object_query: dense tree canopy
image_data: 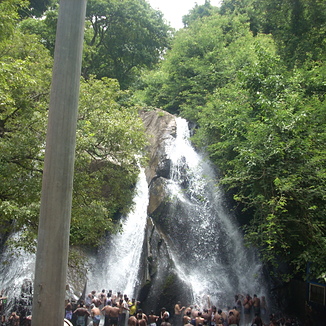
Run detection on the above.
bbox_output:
[1,0,325,283]
[182,0,218,27]
[220,0,326,68]
[0,1,148,250]
[20,0,172,89]
[83,0,172,89]
[135,0,326,281]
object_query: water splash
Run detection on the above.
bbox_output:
[163,117,266,308]
[0,117,268,315]
[0,232,34,315]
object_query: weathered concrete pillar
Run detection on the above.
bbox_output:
[31,1,87,326]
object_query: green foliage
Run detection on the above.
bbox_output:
[0,0,28,43]
[2,0,326,283]
[0,16,148,250]
[19,5,58,55]
[182,0,219,27]
[135,0,326,280]
[71,77,148,246]
[19,0,172,89]
[259,0,326,67]
[0,32,53,242]
[134,13,254,115]
[220,0,326,67]
[193,38,326,280]
[83,0,172,89]
[25,0,56,17]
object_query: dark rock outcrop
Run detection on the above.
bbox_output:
[64,109,191,312]
[140,109,176,185]
[138,110,193,313]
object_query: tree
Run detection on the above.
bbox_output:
[136,1,326,280]
[134,13,254,116]
[0,20,148,250]
[20,0,56,17]
[182,0,219,27]
[19,5,59,55]
[219,0,326,67]
[0,0,28,43]
[192,37,326,280]
[19,0,172,89]
[70,76,148,246]
[0,31,53,250]
[82,0,172,89]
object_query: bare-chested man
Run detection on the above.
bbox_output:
[213,310,222,326]
[93,295,102,308]
[229,307,240,326]
[252,294,261,316]
[91,304,102,326]
[243,294,252,325]
[74,303,90,326]
[219,310,227,326]
[102,302,119,326]
[174,301,185,326]
[136,309,148,326]
[148,310,159,326]
[99,290,107,305]
[102,302,113,326]
[128,315,137,326]
[191,306,199,320]
[195,312,205,326]
[183,310,192,325]
[228,311,237,326]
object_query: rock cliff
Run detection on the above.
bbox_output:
[138,109,192,313]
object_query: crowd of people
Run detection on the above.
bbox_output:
[64,290,300,326]
[0,287,303,326]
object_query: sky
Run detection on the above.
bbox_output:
[147,0,222,29]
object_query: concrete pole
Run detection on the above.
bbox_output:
[31,1,87,326]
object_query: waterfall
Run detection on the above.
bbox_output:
[87,168,149,298]
[0,115,269,317]
[162,117,266,308]
[0,232,34,315]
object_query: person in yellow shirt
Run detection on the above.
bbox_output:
[129,298,139,317]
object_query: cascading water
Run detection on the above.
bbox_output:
[0,232,34,315]
[87,168,149,298]
[0,115,269,319]
[161,117,267,308]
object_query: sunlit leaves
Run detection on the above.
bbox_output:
[192,32,326,279]
[0,26,148,250]
[70,76,148,246]
[83,0,172,89]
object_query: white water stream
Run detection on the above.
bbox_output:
[87,168,149,298]
[162,117,266,307]
[0,232,34,314]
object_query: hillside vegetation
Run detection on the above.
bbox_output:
[0,0,325,282]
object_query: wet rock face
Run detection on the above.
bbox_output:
[67,110,190,313]
[147,177,168,217]
[138,110,193,313]
[140,109,176,185]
